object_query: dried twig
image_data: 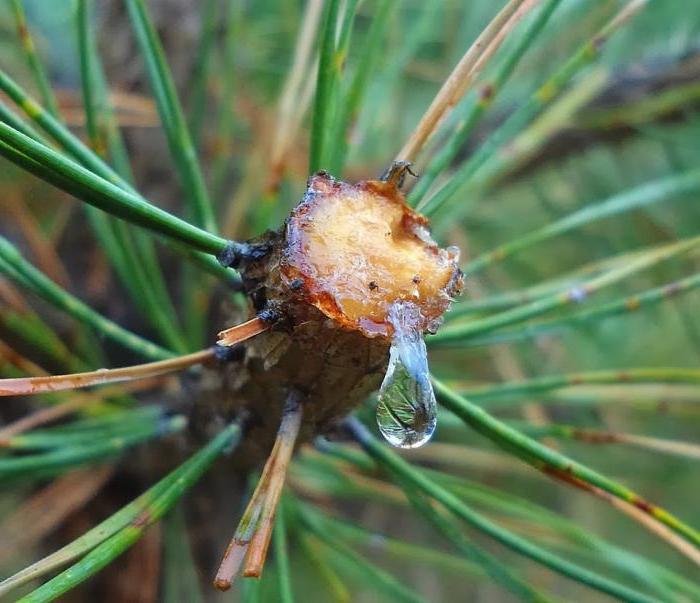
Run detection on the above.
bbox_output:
[0,317,267,396]
[395,0,532,163]
[214,393,303,589]
[216,316,269,347]
[0,349,213,396]
[268,0,324,190]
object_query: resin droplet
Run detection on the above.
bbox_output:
[376,301,437,448]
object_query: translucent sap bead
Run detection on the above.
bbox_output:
[376,301,437,448]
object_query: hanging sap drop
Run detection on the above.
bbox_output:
[376,301,437,448]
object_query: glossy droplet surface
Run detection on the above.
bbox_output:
[376,302,437,448]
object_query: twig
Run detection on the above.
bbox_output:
[0,349,213,396]
[470,0,541,77]
[216,316,269,346]
[0,317,267,396]
[214,393,303,589]
[244,400,303,577]
[395,0,529,163]
[268,0,324,191]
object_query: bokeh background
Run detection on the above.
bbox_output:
[1,1,700,601]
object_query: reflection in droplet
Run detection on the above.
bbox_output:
[376,301,437,448]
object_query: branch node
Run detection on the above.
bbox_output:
[217,241,271,269]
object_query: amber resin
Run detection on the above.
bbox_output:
[280,171,463,337]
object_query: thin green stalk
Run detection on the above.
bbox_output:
[0,74,141,308]
[6,407,165,449]
[506,421,700,460]
[25,405,161,431]
[297,501,425,603]
[242,576,262,603]
[0,121,229,254]
[125,0,217,233]
[0,416,186,482]
[429,68,610,228]
[274,503,294,603]
[351,441,696,596]
[442,271,700,350]
[449,275,586,318]
[0,117,233,287]
[352,1,438,163]
[75,4,168,300]
[189,0,219,147]
[9,0,60,118]
[115,226,189,352]
[411,0,563,210]
[438,469,697,599]
[309,0,342,172]
[463,169,700,276]
[163,504,204,603]
[316,441,698,600]
[0,305,87,371]
[435,236,700,343]
[458,367,700,405]
[6,424,158,451]
[0,77,238,287]
[335,0,359,52]
[345,418,659,603]
[304,509,483,579]
[296,532,350,602]
[4,85,139,297]
[583,79,700,131]
[175,243,242,286]
[0,98,43,139]
[0,275,96,370]
[15,422,241,603]
[449,245,646,317]
[75,0,102,157]
[414,0,648,214]
[77,25,136,184]
[402,484,550,602]
[44,405,162,432]
[316,0,359,173]
[210,0,243,198]
[0,236,173,361]
[75,0,187,352]
[1,47,237,288]
[82,207,138,296]
[431,379,700,548]
[328,0,394,175]
[0,69,126,187]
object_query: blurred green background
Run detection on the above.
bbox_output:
[1,1,700,601]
